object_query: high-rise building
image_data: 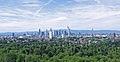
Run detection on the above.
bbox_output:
[12,33,15,37]
[62,34,64,38]
[53,30,59,38]
[49,28,53,39]
[41,32,45,38]
[58,30,62,37]
[67,26,71,37]
[45,29,49,38]
[38,29,41,37]
[91,28,94,38]
[61,31,65,38]
[112,33,116,42]
[113,33,116,38]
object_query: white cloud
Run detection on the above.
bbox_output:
[0,0,120,32]
[23,4,40,7]
[0,13,16,16]
[49,17,67,22]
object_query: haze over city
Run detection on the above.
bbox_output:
[0,0,120,32]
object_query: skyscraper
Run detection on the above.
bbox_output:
[53,30,59,38]
[92,28,94,38]
[58,30,62,37]
[61,31,64,38]
[38,29,41,37]
[12,33,15,37]
[49,28,53,39]
[67,26,71,37]
[45,29,49,38]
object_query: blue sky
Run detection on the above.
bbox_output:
[0,0,120,32]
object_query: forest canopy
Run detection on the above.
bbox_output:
[0,39,120,62]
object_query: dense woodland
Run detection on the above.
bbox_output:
[0,38,120,62]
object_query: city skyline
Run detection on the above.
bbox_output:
[0,0,120,32]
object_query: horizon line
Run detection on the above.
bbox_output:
[0,29,120,33]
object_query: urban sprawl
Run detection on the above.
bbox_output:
[0,26,120,43]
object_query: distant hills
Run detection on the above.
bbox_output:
[0,30,120,36]
[70,30,120,34]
